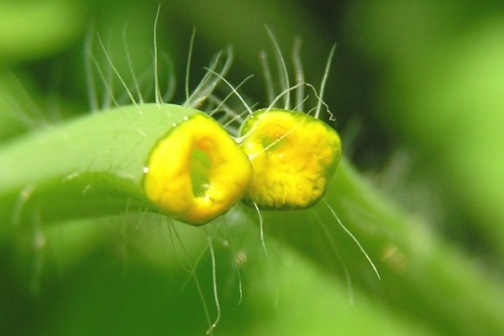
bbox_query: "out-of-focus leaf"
[0,0,86,64]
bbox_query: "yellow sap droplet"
[239,109,342,210]
[143,113,252,225]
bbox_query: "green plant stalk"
[259,159,504,335]
[0,103,249,229]
[0,104,171,228]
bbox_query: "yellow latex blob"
[240,109,342,210]
[143,114,251,225]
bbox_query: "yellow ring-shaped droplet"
[239,109,342,210]
[143,113,252,225]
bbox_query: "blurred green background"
[2,0,504,335]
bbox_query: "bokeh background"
[1,0,504,335]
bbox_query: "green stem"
[0,103,229,228]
